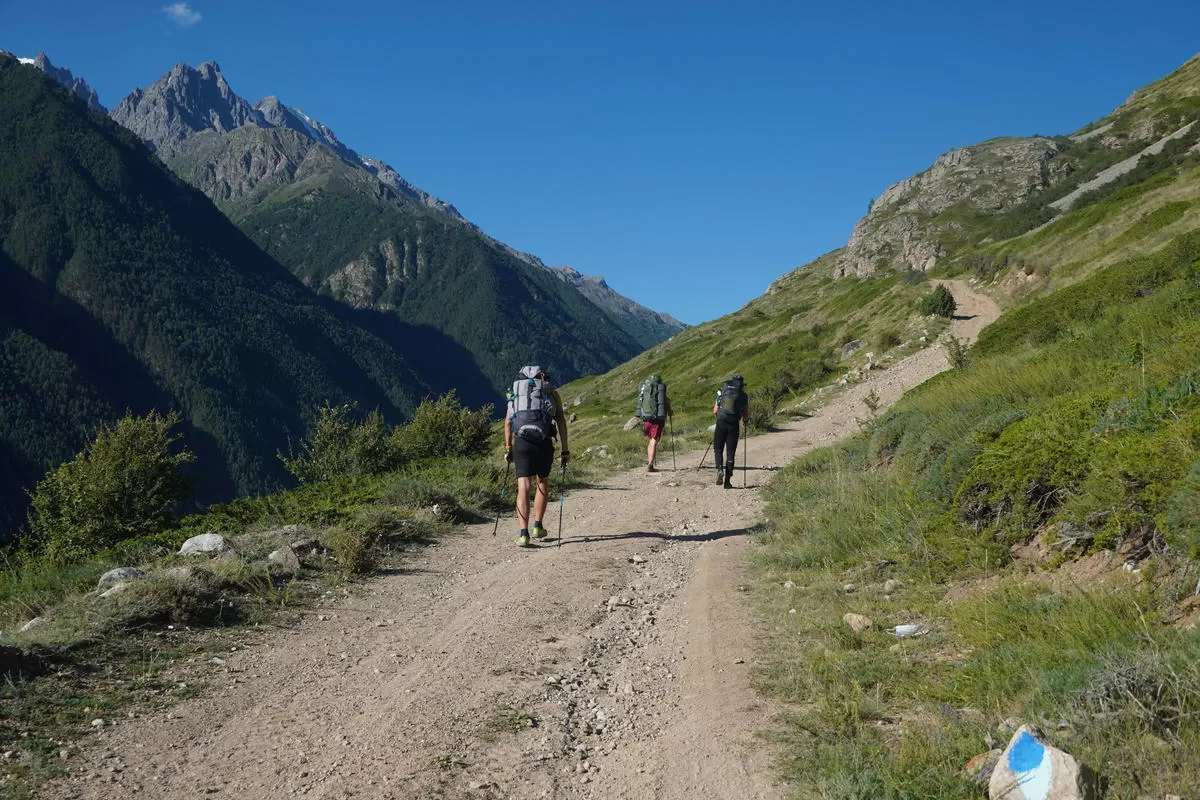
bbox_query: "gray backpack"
[511,366,557,443]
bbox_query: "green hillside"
[0,56,491,531]
[551,54,1200,794]
[559,252,949,462]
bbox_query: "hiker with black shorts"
[712,375,748,489]
[635,373,672,472]
[503,366,570,547]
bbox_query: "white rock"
[20,616,44,632]
[622,417,641,431]
[989,725,1093,800]
[629,554,647,564]
[97,567,144,590]
[178,533,232,556]
[883,578,901,594]
[90,719,105,728]
[99,583,131,598]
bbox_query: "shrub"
[920,284,957,318]
[392,391,494,460]
[280,403,397,484]
[28,411,195,562]
[325,526,378,576]
[945,335,972,370]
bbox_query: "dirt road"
[47,282,998,800]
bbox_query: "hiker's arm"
[503,418,514,462]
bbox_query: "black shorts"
[513,436,554,479]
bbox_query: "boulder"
[20,617,45,632]
[843,613,873,633]
[841,339,864,359]
[623,417,641,431]
[178,533,232,556]
[97,567,144,590]
[989,725,1094,800]
[268,546,301,572]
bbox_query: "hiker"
[503,365,570,547]
[712,374,749,488]
[635,373,672,472]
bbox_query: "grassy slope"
[741,57,1200,798]
[561,53,1200,797]
[560,252,951,468]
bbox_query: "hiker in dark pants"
[504,366,570,547]
[712,375,748,489]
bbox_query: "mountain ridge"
[109,60,684,386]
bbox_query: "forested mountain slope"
[0,55,490,532]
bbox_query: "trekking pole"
[669,417,677,471]
[742,419,748,488]
[695,442,711,471]
[491,461,513,536]
[557,461,567,547]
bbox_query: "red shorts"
[642,420,665,440]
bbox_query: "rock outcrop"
[836,137,1070,276]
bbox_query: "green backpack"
[636,374,667,420]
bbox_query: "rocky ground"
[43,283,998,800]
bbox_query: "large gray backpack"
[511,365,557,443]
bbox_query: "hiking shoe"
[647,465,657,473]
[532,523,547,539]
[516,532,531,547]
[715,468,724,486]
[724,476,733,489]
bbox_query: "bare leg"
[533,475,550,524]
[515,476,531,529]
[647,436,659,467]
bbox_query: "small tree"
[29,411,195,561]
[280,402,396,484]
[392,390,494,461]
[920,284,957,318]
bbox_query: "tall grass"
[754,228,1200,796]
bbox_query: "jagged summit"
[14,51,105,112]
[111,60,263,154]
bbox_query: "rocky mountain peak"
[111,61,264,155]
[16,51,105,112]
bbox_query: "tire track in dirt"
[44,281,997,800]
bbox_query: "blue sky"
[5,1,1200,324]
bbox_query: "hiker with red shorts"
[635,374,672,472]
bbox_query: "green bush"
[920,284,957,318]
[28,411,195,562]
[280,403,397,484]
[391,390,494,460]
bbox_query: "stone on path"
[843,613,873,633]
[989,725,1094,800]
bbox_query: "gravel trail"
[45,281,997,799]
